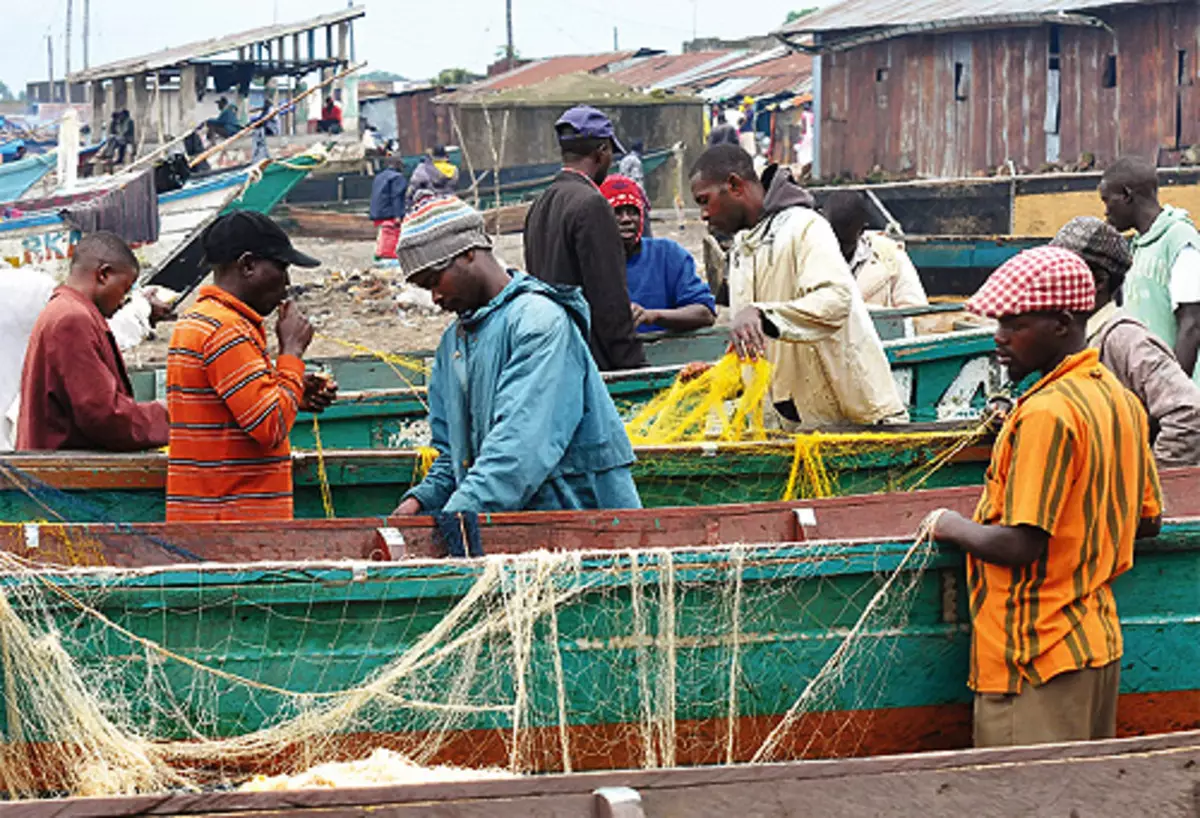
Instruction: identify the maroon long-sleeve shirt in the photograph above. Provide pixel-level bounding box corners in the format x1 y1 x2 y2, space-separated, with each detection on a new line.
16 286 168 451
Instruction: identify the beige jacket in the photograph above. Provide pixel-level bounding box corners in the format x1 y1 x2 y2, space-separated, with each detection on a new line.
1088 301 1200 468
852 232 929 309
728 203 908 426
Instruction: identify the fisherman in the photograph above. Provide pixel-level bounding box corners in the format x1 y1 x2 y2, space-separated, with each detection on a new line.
250 100 278 163
822 190 928 309
430 146 459 187
600 174 715 333
1099 156 1200 380
369 156 409 259
393 196 641 521
524 105 647 371
165 212 337 522
932 246 1162 748
689 144 907 427
618 140 646 188
405 155 456 212
205 97 241 142
16 232 169 452
318 97 343 134
1050 216 1200 468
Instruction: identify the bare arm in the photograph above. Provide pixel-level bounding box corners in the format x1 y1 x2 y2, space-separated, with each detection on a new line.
1173 303 1200 377
634 303 716 332
932 511 1048 567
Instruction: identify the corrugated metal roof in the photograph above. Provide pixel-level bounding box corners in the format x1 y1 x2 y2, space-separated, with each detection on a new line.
780 0 1139 34
469 52 644 93
606 51 734 89
71 6 365 82
699 77 756 102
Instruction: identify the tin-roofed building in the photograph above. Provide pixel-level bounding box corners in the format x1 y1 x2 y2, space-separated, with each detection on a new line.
777 1 1199 179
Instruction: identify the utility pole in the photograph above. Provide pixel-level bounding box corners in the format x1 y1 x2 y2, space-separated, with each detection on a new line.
47 35 54 102
613 27 618 50
505 0 515 71
83 0 90 69
66 0 73 81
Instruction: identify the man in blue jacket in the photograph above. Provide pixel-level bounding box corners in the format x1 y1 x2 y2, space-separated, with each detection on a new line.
391 196 641 519
369 157 409 259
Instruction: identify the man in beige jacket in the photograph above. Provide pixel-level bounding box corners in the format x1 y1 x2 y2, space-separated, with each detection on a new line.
823 190 929 309
690 145 908 427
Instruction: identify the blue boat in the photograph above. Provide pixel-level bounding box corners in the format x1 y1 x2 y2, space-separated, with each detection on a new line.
0 150 57 202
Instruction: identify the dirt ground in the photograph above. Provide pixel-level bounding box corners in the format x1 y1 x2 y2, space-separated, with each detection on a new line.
128 214 715 369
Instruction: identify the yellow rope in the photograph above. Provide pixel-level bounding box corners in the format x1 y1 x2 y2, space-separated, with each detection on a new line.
315 334 432 413
416 446 440 481
311 416 335 519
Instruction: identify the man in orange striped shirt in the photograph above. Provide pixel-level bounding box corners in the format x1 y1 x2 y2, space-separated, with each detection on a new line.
166 212 337 522
933 246 1162 748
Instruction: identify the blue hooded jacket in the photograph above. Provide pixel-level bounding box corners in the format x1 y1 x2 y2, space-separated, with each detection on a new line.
405 271 641 514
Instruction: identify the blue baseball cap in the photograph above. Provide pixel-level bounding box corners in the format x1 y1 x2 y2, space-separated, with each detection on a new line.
554 105 626 154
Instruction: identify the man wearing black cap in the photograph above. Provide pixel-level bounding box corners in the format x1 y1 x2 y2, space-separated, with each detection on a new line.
523 105 647 371
165 211 337 522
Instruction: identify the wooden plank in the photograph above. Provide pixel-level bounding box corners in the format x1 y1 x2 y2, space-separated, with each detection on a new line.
15 730 1200 817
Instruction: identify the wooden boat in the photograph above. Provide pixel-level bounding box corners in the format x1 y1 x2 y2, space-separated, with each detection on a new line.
0 149 57 202
0 515 1193 793
280 200 535 241
20 730 1197 816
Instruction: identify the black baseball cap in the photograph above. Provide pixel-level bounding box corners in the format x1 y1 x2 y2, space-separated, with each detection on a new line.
201 210 321 268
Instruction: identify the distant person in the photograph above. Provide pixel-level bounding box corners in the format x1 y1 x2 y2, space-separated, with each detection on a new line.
618 140 645 188
369 156 409 260
110 110 135 164
250 100 278 162
392 196 640 523
430 145 459 186
405 156 456 212
1051 216 1200 468
205 97 240 142
823 190 928 309
523 105 647 371
690 144 906 427
708 121 740 146
1100 156 1200 381
166 212 337 522
601 174 715 334
16 233 168 452
318 96 343 134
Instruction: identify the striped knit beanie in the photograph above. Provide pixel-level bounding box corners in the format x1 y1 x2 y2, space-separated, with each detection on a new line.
397 196 492 280
1049 216 1133 292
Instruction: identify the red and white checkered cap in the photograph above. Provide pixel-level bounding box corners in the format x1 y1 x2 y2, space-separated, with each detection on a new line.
966 246 1096 319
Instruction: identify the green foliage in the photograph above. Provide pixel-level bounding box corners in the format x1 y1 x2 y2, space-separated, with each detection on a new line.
0 81 13 102
433 67 482 86
359 70 407 82
784 7 818 24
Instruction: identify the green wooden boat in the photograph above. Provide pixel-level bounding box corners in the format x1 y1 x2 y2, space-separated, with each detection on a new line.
1 518 1194 793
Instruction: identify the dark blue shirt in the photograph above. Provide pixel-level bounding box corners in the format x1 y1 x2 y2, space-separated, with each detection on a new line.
625 237 716 333
369 168 409 221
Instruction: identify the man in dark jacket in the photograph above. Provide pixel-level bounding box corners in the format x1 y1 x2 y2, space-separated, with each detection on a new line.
523 105 647 371
369 157 409 259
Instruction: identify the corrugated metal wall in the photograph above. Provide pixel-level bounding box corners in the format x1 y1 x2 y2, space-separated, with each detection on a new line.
818 3 1200 179
392 89 454 157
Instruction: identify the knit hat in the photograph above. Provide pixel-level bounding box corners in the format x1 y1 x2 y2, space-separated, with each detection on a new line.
1049 216 1133 292
600 174 646 243
966 246 1096 319
396 196 492 281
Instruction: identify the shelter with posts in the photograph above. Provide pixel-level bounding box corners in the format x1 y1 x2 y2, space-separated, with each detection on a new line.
68 6 364 156
777 0 1200 179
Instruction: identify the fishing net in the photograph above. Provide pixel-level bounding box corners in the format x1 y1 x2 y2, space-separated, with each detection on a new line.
0 517 954 799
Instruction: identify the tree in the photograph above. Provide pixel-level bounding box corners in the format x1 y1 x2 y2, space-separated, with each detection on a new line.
784 7 818 24
0 81 13 102
434 68 481 86
359 70 407 82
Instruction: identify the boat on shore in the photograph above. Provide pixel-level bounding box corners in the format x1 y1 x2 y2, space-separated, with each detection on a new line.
0 150 58 202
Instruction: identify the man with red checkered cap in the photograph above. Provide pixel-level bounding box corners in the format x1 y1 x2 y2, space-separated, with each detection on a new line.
932 246 1163 749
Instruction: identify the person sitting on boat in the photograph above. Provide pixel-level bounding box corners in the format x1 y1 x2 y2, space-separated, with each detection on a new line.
1050 216 1200 468
318 97 343 135
600 173 716 334
822 190 928 310
369 156 409 260
524 105 647 371
932 246 1162 749
16 232 169 452
205 97 241 142
392 196 641 525
689 144 907 427
1100 156 1200 382
165 212 338 522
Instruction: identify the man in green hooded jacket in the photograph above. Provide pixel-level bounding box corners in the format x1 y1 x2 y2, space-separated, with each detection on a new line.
1099 156 1200 381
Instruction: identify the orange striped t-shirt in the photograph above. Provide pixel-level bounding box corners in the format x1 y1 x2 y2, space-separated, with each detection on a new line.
969 348 1162 694
165 286 304 522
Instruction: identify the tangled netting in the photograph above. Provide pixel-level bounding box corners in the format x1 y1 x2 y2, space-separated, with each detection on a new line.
0 517 948 799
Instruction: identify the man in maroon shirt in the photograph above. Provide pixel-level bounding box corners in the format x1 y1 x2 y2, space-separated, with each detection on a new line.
17 232 169 451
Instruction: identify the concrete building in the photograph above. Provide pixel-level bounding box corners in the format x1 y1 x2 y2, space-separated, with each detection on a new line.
777 0 1200 179
68 6 364 153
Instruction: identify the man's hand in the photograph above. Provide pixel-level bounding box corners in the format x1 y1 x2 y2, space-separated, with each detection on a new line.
729 305 767 360
146 293 177 327
393 497 422 516
300 373 338 412
631 303 659 328
679 361 713 382
276 299 314 359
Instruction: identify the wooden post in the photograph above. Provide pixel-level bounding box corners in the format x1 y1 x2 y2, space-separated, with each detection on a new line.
131 72 151 157
112 76 128 112
90 79 104 135
178 64 199 140
337 21 354 131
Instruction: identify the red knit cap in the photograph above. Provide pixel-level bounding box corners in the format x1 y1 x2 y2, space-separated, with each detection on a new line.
966 246 1096 319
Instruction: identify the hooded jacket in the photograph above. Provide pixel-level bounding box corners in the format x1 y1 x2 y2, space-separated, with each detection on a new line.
728 168 907 426
404 271 641 514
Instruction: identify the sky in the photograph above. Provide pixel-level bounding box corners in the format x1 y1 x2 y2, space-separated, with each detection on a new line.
1 0 819 96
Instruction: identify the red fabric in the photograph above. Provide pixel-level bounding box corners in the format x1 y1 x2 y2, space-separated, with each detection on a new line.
322 103 342 124
600 174 647 243
17 286 168 451
375 219 401 259
966 246 1096 319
